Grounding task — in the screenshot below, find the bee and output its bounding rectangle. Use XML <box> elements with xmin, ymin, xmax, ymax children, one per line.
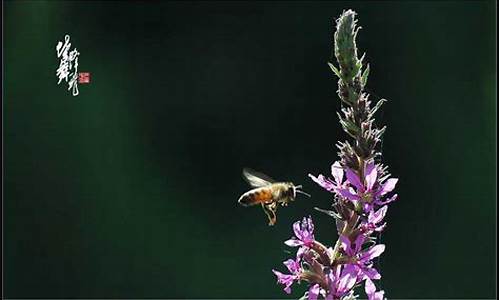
<box><xmin>238</xmin><ymin>168</ymin><xmax>310</xmax><ymax>226</ymax></box>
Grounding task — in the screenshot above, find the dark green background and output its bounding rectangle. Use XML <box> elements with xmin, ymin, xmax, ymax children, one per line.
<box><xmin>4</xmin><ymin>1</ymin><xmax>497</xmax><ymax>298</ymax></box>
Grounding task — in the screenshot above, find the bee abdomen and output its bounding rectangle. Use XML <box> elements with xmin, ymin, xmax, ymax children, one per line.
<box><xmin>238</xmin><ymin>194</ymin><xmax>255</xmax><ymax>207</ymax></box>
<box><xmin>238</xmin><ymin>188</ymin><xmax>273</xmax><ymax>207</ymax></box>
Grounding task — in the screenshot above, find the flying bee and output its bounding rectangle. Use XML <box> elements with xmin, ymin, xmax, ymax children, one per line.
<box><xmin>238</xmin><ymin>168</ymin><xmax>310</xmax><ymax>226</ymax></box>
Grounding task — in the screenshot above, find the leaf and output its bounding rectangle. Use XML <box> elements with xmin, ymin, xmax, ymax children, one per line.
<box><xmin>298</xmin><ymin>293</ymin><xmax>308</xmax><ymax>300</ymax></box>
<box><xmin>361</xmin><ymin>64</ymin><xmax>370</xmax><ymax>87</ymax></box>
<box><xmin>359</xmin><ymin>52</ymin><xmax>366</xmax><ymax>63</ymax></box>
<box><xmin>328</xmin><ymin>62</ymin><xmax>342</xmax><ymax>78</ymax></box>
<box><xmin>355</xmin><ymin>53</ymin><xmax>366</xmax><ymax>76</ymax></box>
<box><xmin>314</xmin><ymin>206</ymin><xmax>343</xmax><ymax>220</ymax></box>
<box><xmin>337</xmin><ymin>112</ymin><xmax>359</xmax><ymax>138</ymax></box>
<box><xmin>370</xmin><ymin>98</ymin><xmax>386</xmax><ymax>116</ymax></box>
<box><xmin>354</xmin><ymin>60</ymin><xmax>363</xmax><ymax>77</ymax></box>
<box><xmin>336</xmin><ymin>218</ymin><xmax>346</xmax><ymax>233</ymax></box>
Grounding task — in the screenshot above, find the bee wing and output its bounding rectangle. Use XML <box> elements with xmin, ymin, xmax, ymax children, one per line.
<box><xmin>242</xmin><ymin>168</ymin><xmax>276</xmax><ymax>187</ymax></box>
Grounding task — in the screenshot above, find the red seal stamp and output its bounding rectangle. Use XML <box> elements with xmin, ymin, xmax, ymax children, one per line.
<box><xmin>78</xmin><ymin>72</ymin><xmax>91</xmax><ymax>84</ymax></box>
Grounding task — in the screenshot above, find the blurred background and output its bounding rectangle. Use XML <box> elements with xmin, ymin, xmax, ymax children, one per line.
<box><xmin>4</xmin><ymin>1</ymin><xmax>496</xmax><ymax>298</ymax></box>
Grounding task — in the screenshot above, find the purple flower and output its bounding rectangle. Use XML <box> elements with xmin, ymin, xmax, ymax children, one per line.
<box><xmin>365</xmin><ymin>278</ymin><xmax>385</xmax><ymax>300</ymax></box>
<box><xmin>340</xmin><ymin>162</ymin><xmax>398</xmax><ymax>211</ymax></box>
<box><xmin>309</xmin><ymin>162</ymin><xmax>398</xmax><ymax>213</ymax></box>
<box><xmin>340</xmin><ymin>234</ymin><xmax>385</xmax><ymax>280</ymax></box>
<box><xmin>325</xmin><ymin>265</ymin><xmax>358</xmax><ymax>299</ymax></box>
<box><xmin>285</xmin><ymin>216</ymin><xmax>315</xmax><ymax>248</ymax></box>
<box><xmin>272</xmin><ymin>11</ymin><xmax>398</xmax><ymax>300</ymax></box>
<box><xmin>361</xmin><ymin>205</ymin><xmax>388</xmax><ymax>234</ymax></box>
<box><xmin>364</xmin><ymin>193</ymin><xmax>398</xmax><ymax>213</ymax></box>
<box><xmin>340</xmin><ymin>234</ymin><xmax>365</xmax><ymax>257</ymax></box>
<box><xmin>309</xmin><ymin>161</ymin><xmax>347</xmax><ymax>193</ymax></box>
<box><xmin>273</xmin><ymin>217</ymin><xmax>320</xmax><ymax>295</ymax></box>
<box><xmin>307</xmin><ymin>265</ymin><xmax>358</xmax><ymax>300</ymax></box>
<box><xmin>308</xmin><ymin>284</ymin><xmax>322</xmax><ymax>300</ymax></box>
<box><xmin>272</xmin><ymin>257</ymin><xmax>302</xmax><ymax>294</ymax></box>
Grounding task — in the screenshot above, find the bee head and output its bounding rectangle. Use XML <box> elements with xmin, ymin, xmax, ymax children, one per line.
<box><xmin>292</xmin><ymin>184</ymin><xmax>311</xmax><ymax>198</ymax></box>
<box><xmin>284</xmin><ymin>183</ymin><xmax>295</xmax><ymax>198</ymax></box>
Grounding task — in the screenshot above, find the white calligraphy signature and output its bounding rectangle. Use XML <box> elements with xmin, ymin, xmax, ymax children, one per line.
<box><xmin>56</xmin><ymin>35</ymin><xmax>80</xmax><ymax>96</ymax></box>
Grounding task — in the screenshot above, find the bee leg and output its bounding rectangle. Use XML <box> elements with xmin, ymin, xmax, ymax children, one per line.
<box><xmin>261</xmin><ymin>203</ymin><xmax>277</xmax><ymax>226</ymax></box>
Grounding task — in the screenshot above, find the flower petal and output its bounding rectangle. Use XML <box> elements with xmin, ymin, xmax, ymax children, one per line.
<box><xmin>309</xmin><ymin>174</ymin><xmax>336</xmax><ymax>192</ymax></box>
<box><xmin>364</xmin><ymin>162</ymin><xmax>378</xmax><ymax>190</ymax></box>
<box><xmin>338</xmin><ymin>187</ymin><xmax>360</xmax><ymax>201</ymax></box>
<box><xmin>305</xmin><ymin>216</ymin><xmax>315</xmax><ymax>235</ymax></box>
<box><xmin>342</xmin><ymin>263</ymin><xmax>360</xmax><ymax>278</ymax></box>
<box><xmin>374</xmin><ymin>223</ymin><xmax>386</xmax><ymax>232</ymax></box>
<box><xmin>338</xmin><ymin>267</ymin><xmax>357</xmax><ymax>292</ymax></box>
<box><xmin>284</xmin><ymin>285</ymin><xmax>292</xmax><ymax>294</ymax></box>
<box><xmin>283</xmin><ymin>259</ymin><xmax>300</xmax><ymax>274</ymax></box>
<box><xmin>368</xmin><ymin>205</ymin><xmax>388</xmax><ymax>224</ymax></box>
<box><xmin>379</xmin><ymin>178</ymin><xmax>398</xmax><ymax>196</ymax></box>
<box><xmin>373</xmin><ymin>290</ymin><xmax>385</xmax><ymax>300</ymax></box>
<box><xmin>365</xmin><ymin>278</ymin><xmax>385</xmax><ymax>300</ymax></box>
<box><xmin>363</xmin><ymin>202</ymin><xmax>374</xmax><ymax>213</ymax></box>
<box><xmin>339</xmin><ymin>235</ymin><xmax>351</xmax><ymax>254</ymax></box>
<box><xmin>346</xmin><ymin>168</ymin><xmax>364</xmax><ymax>190</ymax></box>
<box><xmin>298</xmin><ymin>216</ymin><xmax>315</xmax><ymax>243</ymax></box>
<box><xmin>377</xmin><ymin>194</ymin><xmax>398</xmax><ymax>205</ymax></box>
<box><xmin>308</xmin><ymin>284</ymin><xmax>320</xmax><ymax>300</ymax></box>
<box><xmin>331</xmin><ymin>162</ymin><xmax>344</xmax><ymax>185</ymax></box>
<box><xmin>362</xmin><ymin>266</ymin><xmax>381</xmax><ymax>280</ymax></box>
<box><xmin>296</xmin><ymin>246</ymin><xmax>307</xmax><ymax>258</ymax></box>
<box><xmin>292</xmin><ymin>220</ymin><xmax>302</xmax><ymax>239</ymax></box>
<box><xmin>353</xmin><ymin>234</ymin><xmax>366</xmax><ymax>253</ymax></box>
<box><xmin>365</xmin><ymin>278</ymin><xmax>376</xmax><ymax>295</ymax></box>
<box><xmin>360</xmin><ymin>244</ymin><xmax>385</xmax><ymax>261</ymax></box>
<box><xmin>272</xmin><ymin>270</ymin><xmax>295</xmax><ymax>294</ymax></box>
<box><xmin>284</xmin><ymin>239</ymin><xmax>303</xmax><ymax>247</ymax></box>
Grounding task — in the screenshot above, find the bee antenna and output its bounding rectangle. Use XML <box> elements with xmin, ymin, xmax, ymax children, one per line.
<box><xmin>295</xmin><ymin>189</ymin><xmax>311</xmax><ymax>198</ymax></box>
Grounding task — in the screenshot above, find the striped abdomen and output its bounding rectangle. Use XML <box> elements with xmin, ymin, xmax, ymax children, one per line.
<box><xmin>238</xmin><ymin>187</ymin><xmax>274</xmax><ymax>207</ymax></box>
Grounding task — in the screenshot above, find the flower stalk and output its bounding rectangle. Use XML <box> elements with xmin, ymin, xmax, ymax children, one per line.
<box><xmin>272</xmin><ymin>10</ymin><xmax>398</xmax><ymax>300</ymax></box>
